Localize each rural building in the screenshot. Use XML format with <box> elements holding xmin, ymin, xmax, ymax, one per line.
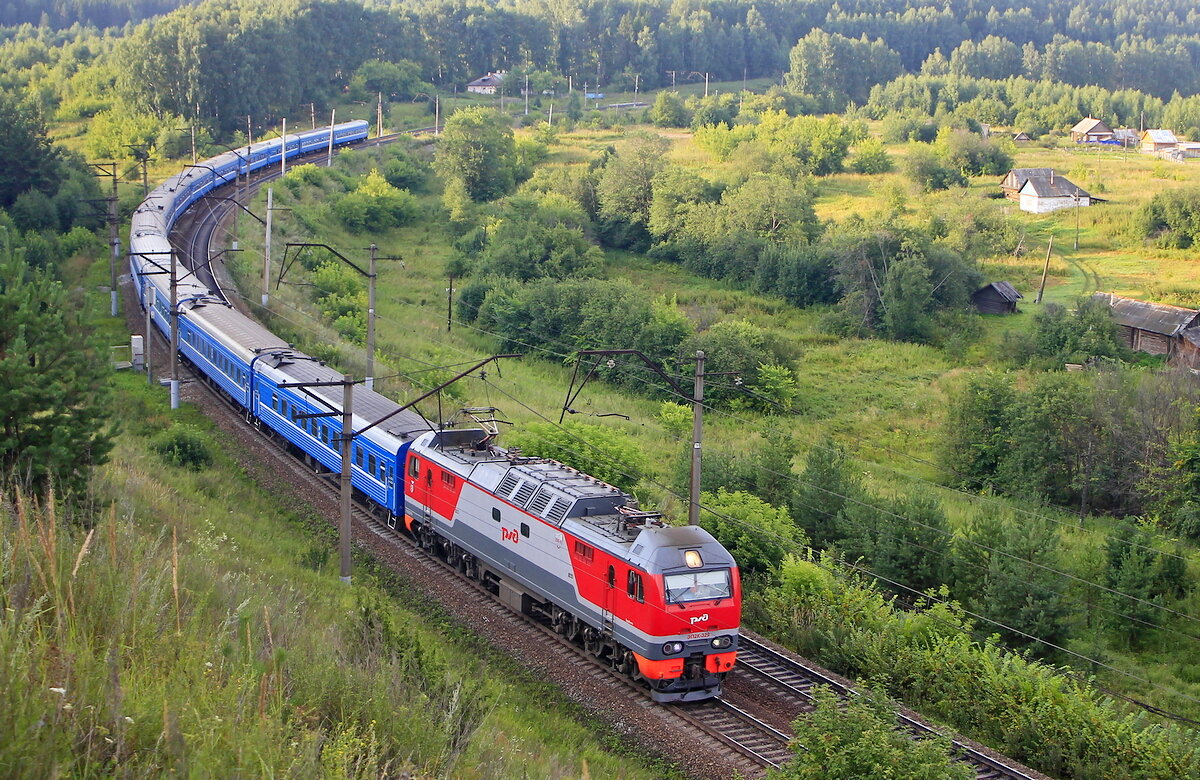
<box><xmin>971</xmin><ymin>282</ymin><xmax>1022</xmax><ymax>314</ymax></box>
<box><xmin>1012</xmin><ymin>131</ymin><xmax>1032</xmax><ymax>142</ymax></box>
<box><xmin>1071</xmin><ymin>117</ymin><xmax>1113</xmax><ymax>143</ymax></box>
<box><xmin>1000</xmin><ymin>168</ymin><xmax>1054</xmax><ymax>200</ymax></box>
<box><xmin>466</xmin><ymin>71</ymin><xmax>506</xmax><ymax>95</ymax></box>
<box><xmin>1141</xmin><ymin>129</ymin><xmax>1179</xmax><ymax>152</ymax></box>
<box><xmin>1091</xmin><ymin>292</ymin><xmax>1200</xmax><ymax>358</ymax></box>
<box><xmin>1180</xmin><ymin>328</ymin><xmax>1200</xmax><ymax>369</ymax></box>
<box><xmin>1112</xmin><ymin>128</ymin><xmax>1139</xmax><ymax>146</ymax></box>
<box><xmin>1178</xmin><ymin>142</ymin><xmax>1200</xmax><ymax>158</ymax></box>
<box><xmin>1018</xmin><ymin>172</ymin><xmax>1090</xmax><ymax>213</ymax></box>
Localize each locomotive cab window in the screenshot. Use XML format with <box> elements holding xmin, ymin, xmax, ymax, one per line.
<box><xmin>409</xmin><ymin>456</ymin><xmax>420</xmax><ymax>478</ymax></box>
<box><xmin>665</xmin><ymin>569</ymin><xmax>732</xmax><ymax>604</ymax></box>
<box><xmin>627</xmin><ymin>570</ymin><xmax>644</xmax><ymax>603</ymax></box>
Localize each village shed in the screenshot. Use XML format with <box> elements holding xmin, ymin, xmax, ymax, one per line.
<box><xmin>1018</xmin><ymin>172</ymin><xmax>1090</xmax><ymax>214</ymax></box>
<box><xmin>972</xmin><ymin>282</ymin><xmax>1022</xmax><ymax>314</ymax></box>
<box><xmin>1141</xmin><ymin>129</ymin><xmax>1178</xmax><ymax>152</ymax></box>
<box><xmin>1012</xmin><ymin>131</ymin><xmax>1032</xmax><ymax>142</ymax></box>
<box><xmin>1000</xmin><ymin>168</ymin><xmax>1053</xmax><ymax>200</ymax></box>
<box><xmin>1091</xmin><ymin>292</ymin><xmax>1200</xmax><ymax>357</ymax></box>
<box><xmin>1070</xmin><ymin>117</ymin><xmax>1113</xmax><ymax>143</ymax></box>
<box><xmin>1180</xmin><ymin>328</ymin><xmax>1200</xmax><ymax>369</ymax></box>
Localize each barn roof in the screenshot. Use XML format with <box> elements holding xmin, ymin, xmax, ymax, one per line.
<box><xmin>1092</xmin><ymin>293</ymin><xmax>1200</xmax><ymax>336</ymax></box>
<box><xmin>1020</xmin><ymin>173</ymin><xmax>1089</xmax><ymax>199</ymax></box>
<box><xmin>1141</xmin><ymin>129</ymin><xmax>1178</xmax><ymax>144</ymax></box>
<box><xmin>1001</xmin><ymin>167</ymin><xmax>1053</xmax><ymax>189</ymax></box>
<box><xmin>1184</xmin><ymin>327</ymin><xmax>1200</xmax><ymax>348</ymax></box>
<box><xmin>467</xmin><ymin>72</ymin><xmax>506</xmax><ymax>87</ymax></box>
<box><xmin>1013</xmin><ymin>132</ymin><xmax>1032</xmax><ymax>141</ymax></box>
<box><xmin>1071</xmin><ymin>117</ymin><xmax>1111</xmax><ymax>134</ymax></box>
<box><xmin>974</xmin><ymin>281</ymin><xmax>1022</xmax><ymax>302</ymax></box>
<box><xmin>1112</xmin><ymin>128</ymin><xmax>1139</xmax><ymax>143</ymax></box>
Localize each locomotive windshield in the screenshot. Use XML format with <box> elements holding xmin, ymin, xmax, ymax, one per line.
<box><xmin>664</xmin><ymin>570</ymin><xmax>731</xmax><ymax>603</ymax></box>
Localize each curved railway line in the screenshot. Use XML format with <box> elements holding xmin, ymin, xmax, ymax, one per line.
<box><xmin>134</xmin><ymin>129</ymin><xmax>1047</xmax><ymax>780</ymax></box>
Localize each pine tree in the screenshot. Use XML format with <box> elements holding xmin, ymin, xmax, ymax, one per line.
<box><xmin>0</xmin><ymin>244</ymin><xmax>114</xmax><ymax>497</ymax></box>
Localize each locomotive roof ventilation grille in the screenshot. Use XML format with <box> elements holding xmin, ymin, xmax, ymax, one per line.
<box><xmin>497</xmin><ymin>473</ymin><xmax>521</xmax><ymax>498</ymax></box>
<box><xmin>513</xmin><ymin>480</ymin><xmax>537</xmax><ymax>506</ymax></box>
<box><xmin>547</xmin><ymin>497</ymin><xmax>570</xmax><ymax>524</ymax></box>
<box><xmin>528</xmin><ymin>490</ymin><xmax>553</xmax><ymax>516</ymax></box>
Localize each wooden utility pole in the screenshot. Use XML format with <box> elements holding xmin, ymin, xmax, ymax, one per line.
<box><xmin>280</xmin><ymin>117</ymin><xmax>288</xmax><ymax>176</ymax></box>
<box><xmin>327</xmin><ymin>109</ymin><xmax>336</xmax><ymax>166</ymax></box>
<box><xmin>689</xmin><ymin>351</ymin><xmax>705</xmax><ymax>527</ymax></box>
<box><xmin>1036</xmin><ymin>235</ymin><xmax>1054</xmax><ymax>304</ymax></box>
<box><xmin>447</xmin><ymin>275</ymin><xmax>454</xmax><ymax>331</ymax></box>
<box><xmin>377</xmin><ymin>92</ymin><xmax>384</xmax><ymax>138</ymax></box>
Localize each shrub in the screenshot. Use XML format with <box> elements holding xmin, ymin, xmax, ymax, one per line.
<box><xmin>151</xmin><ymin>424</ymin><xmax>214</xmax><ymax>470</ymax></box>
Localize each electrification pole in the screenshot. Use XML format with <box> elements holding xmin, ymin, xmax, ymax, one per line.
<box><xmin>327</xmin><ymin>108</ymin><xmax>336</xmax><ymax>166</ymax></box>
<box><xmin>340</xmin><ymin>375</ymin><xmax>353</xmax><ymax>583</ymax></box>
<box><xmin>169</xmin><ymin>250</ymin><xmax>180</xmax><ymax>410</ymax></box>
<box><xmin>263</xmin><ymin>187</ymin><xmax>273</xmax><ymax>306</ymax></box>
<box><xmin>689</xmin><ymin>351</ymin><xmax>705</xmax><ymax>527</ymax></box>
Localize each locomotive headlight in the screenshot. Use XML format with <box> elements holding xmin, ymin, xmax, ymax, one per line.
<box><xmin>662</xmin><ymin>641</ymin><xmax>685</xmax><ymax>655</ymax></box>
<box><xmin>710</xmin><ymin>635</ymin><xmax>733</xmax><ymax>650</ymax></box>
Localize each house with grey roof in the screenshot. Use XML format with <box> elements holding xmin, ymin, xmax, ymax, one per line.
<box><xmin>1018</xmin><ymin>171</ymin><xmax>1090</xmax><ymax>213</ymax></box>
<box><xmin>1000</xmin><ymin>168</ymin><xmax>1053</xmax><ymax>201</ymax></box>
<box><xmin>971</xmin><ymin>282</ymin><xmax>1022</xmax><ymax>315</ymax></box>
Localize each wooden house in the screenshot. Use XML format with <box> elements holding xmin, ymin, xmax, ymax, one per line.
<box><xmin>1178</xmin><ymin>142</ymin><xmax>1200</xmax><ymax>158</ymax></box>
<box><xmin>1112</xmin><ymin>128</ymin><xmax>1139</xmax><ymax>146</ymax></box>
<box><xmin>1000</xmin><ymin>168</ymin><xmax>1053</xmax><ymax>200</ymax></box>
<box><xmin>1018</xmin><ymin>172</ymin><xmax>1090</xmax><ymax>214</ymax></box>
<box><xmin>466</xmin><ymin>71</ymin><xmax>506</xmax><ymax>95</ymax></box>
<box><xmin>1070</xmin><ymin>117</ymin><xmax>1113</xmax><ymax>143</ymax></box>
<box><xmin>1141</xmin><ymin>129</ymin><xmax>1179</xmax><ymax>152</ymax></box>
<box><xmin>971</xmin><ymin>282</ymin><xmax>1022</xmax><ymax>314</ymax></box>
<box><xmin>1091</xmin><ymin>292</ymin><xmax>1200</xmax><ymax>358</ymax></box>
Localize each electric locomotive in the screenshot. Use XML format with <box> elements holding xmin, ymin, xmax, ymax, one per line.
<box><xmin>404</xmin><ymin>427</ymin><xmax>741</xmax><ymax>702</ymax></box>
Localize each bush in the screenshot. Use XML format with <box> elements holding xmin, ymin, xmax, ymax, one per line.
<box><xmin>151</xmin><ymin>424</ymin><xmax>214</xmax><ymax>470</ymax></box>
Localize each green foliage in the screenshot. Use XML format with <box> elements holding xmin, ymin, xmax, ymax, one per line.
<box><xmin>773</xmin><ymin>686</ymin><xmax>972</xmax><ymax>780</ymax></box>
<box><xmin>0</xmin><ymin>90</ymin><xmax>63</xmax><ymax>210</ymax></box>
<box><xmin>683</xmin><ymin>320</ymin><xmax>792</xmax><ymax>406</ymax></box>
<box><xmin>0</xmin><ymin>247</ymin><xmax>112</xmax><ymax>496</ymax></box>
<box><xmin>649</xmin><ymin>91</ymin><xmax>689</xmax><ymax>128</ymax></box>
<box><xmin>333</xmin><ymin>169</ymin><xmax>418</xmax><ymax>233</ymax></box>
<box><xmin>151</xmin><ymin>424</ymin><xmax>214</xmax><ymax>471</ymax></box>
<box><xmin>904</xmin><ymin>145</ymin><xmax>967</xmax><ymax>192</ymax></box>
<box><xmin>1136</xmin><ymin>187</ymin><xmax>1200</xmax><ymax>249</ymax></box>
<box><xmin>751</xmin><ymin>556</ymin><xmax>1200</xmax><ymax>780</ymax></box>
<box><xmin>504</xmin><ymin>420</ymin><xmax>647</xmax><ymax>493</ymax></box>
<box><xmin>700</xmin><ymin>488</ymin><xmax>806</xmax><ymax>576</ymax></box>
<box><xmin>349</xmin><ymin>58</ymin><xmax>428</xmax><ymax>101</ymax></box>
<box><xmin>786</xmin><ymin>30</ymin><xmax>902</xmax><ymax>111</ymax></box>
<box><xmin>935</xmin><ymin>127</ymin><xmax>1014</xmax><ymax>177</ymax></box>
<box><xmin>597</xmin><ymin>132</ymin><xmax>670</xmax><ymax>231</ymax></box>
<box><xmin>1017</xmin><ymin>299</ymin><xmax>1130</xmax><ymax>366</ymax></box>
<box><xmin>435</xmin><ymin>107</ymin><xmax>519</xmax><ymax>202</ymax></box>
<box><xmin>848</xmin><ymin>137</ymin><xmax>894</xmax><ymax>174</ymax></box>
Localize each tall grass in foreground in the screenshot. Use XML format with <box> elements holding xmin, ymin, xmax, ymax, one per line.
<box><xmin>0</xmin><ymin>489</ymin><xmax>482</xmax><ymax>777</ymax></box>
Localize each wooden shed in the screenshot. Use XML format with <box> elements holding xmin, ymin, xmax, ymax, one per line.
<box><xmin>1180</xmin><ymin>327</ymin><xmax>1200</xmax><ymax>369</ymax></box>
<box><xmin>1091</xmin><ymin>292</ymin><xmax>1200</xmax><ymax>357</ymax></box>
<box><xmin>1012</xmin><ymin>131</ymin><xmax>1032</xmax><ymax>142</ymax></box>
<box><xmin>1071</xmin><ymin>117</ymin><xmax>1113</xmax><ymax>143</ymax></box>
<box><xmin>1000</xmin><ymin>168</ymin><xmax>1054</xmax><ymax>200</ymax></box>
<box><xmin>972</xmin><ymin>282</ymin><xmax>1022</xmax><ymax>314</ymax></box>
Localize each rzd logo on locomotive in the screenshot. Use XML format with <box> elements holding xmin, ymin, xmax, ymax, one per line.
<box><xmin>501</xmin><ymin>527</ymin><xmax>519</xmax><ymax>544</ymax></box>
<box><xmin>689</xmin><ymin>613</ymin><xmax>710</xmax><ymax>624</ymax></box>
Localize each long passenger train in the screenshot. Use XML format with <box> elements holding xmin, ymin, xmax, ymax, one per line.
<box><xmin>127</xmin><ymin>121</ymin><xmax>741</xmax><ymax>702</ymax></box>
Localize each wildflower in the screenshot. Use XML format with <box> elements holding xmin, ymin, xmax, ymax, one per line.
<box><xmin>48</xmin><ymin>687</ymin><xmax>66</xmax><ymax>696</ymax></box>
<box><xmin>205</xmin><ymin>661</ymin><xmax>213</xmax><ymax>669</ymax></box>
<box><xmin>123</xmin><ymin>716</ymin><xmax>134</xmax><ymax>725</ymax></box>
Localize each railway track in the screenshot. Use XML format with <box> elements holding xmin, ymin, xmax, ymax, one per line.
<box><xmin>149</xmin><ymin>128</ymin><xmax>1047</xmax><ymax>780</ymax></box>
